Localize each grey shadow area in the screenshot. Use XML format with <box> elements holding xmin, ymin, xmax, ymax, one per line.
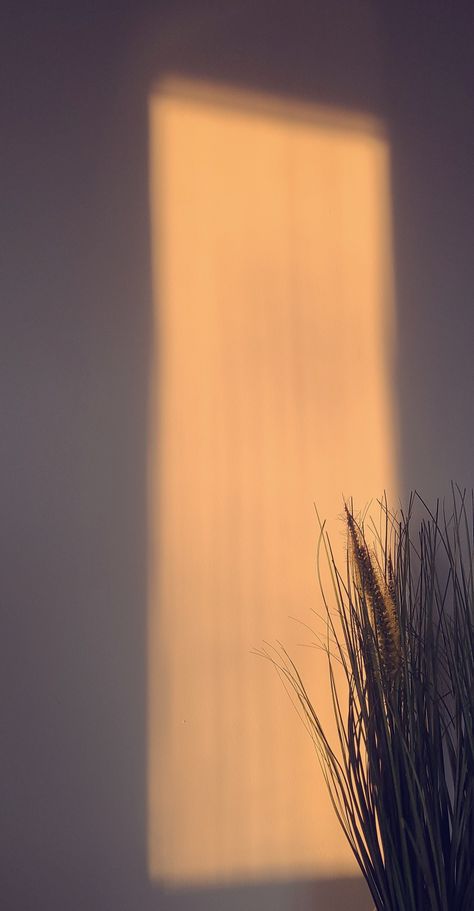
<box><xmin>1</xmin><ymin>4</ymin><xmax>153</xmax><ymax>909</ymax></box>
<box><xmin>148</xmin><ymin>875</ymin><xmax>372</xmax><ymax>911</ymax></box>
<box><xmin>383</xmin><ymin>4</ymin><xmax>474</xmax><ymax>500</ymax></box>
<box><xmin>140</xmin><ymin>0</ymin><xmax>387</xmax><ymax>119</ymax></box>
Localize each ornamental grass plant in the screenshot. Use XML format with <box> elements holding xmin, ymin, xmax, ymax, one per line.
<box><xmin>257</xmin><ymin>487</ymin><xmax>474</xmax><ymax>911</ymax></box>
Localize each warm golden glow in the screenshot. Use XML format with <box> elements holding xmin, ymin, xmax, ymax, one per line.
<box><xmin>148</xmin><ymin>78</ymin><xmax>398</xmax><ymax>886</ymax></box>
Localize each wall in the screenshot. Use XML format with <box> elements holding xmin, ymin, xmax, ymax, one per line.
<box><xmin>1</xmin><ymin>2</ymin><xmax>472</xmax><ymax>909</ymax></box>
<box><xmin>385</xmin><ymin>4</ymin><xmax>474</xmax><ymax>495</ymax></box>
<box><xmin>2</xmin><ymin>4</ymin><xmax>151</xmax><ymax>909</ymax></box>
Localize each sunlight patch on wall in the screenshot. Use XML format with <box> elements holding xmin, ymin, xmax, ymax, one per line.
<box><xmin>148</xmin><ymin>78</ymin><xmax>398</xmax><ymax>887</ymax></box>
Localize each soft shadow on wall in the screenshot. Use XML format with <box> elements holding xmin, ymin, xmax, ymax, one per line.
<box><xmin>383</xmin><ymin>5</ymin><xmax>474</xmax><ymax>499</ymax></box>
<box><xmin>153</xmin><ymin>875</ymin><xmax>371</xmax><ymax>911</ymax></box>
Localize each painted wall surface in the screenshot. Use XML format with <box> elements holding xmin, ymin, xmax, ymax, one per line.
<box><xmin>148</xmin><ymin>79</ymin><xmax>397</xmax><ymax>888</ymax></box>
<box><xmin>2</xmin><ymin>2</ymin><xmax>473</xmax><ymax>910</ymax></box>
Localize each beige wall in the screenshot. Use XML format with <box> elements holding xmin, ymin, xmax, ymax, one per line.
<box><xmin>2</xmin><ymin>3</ymin><xmax>473</xmax><ymax>910</ymax></box>
<box><xmin>148</xmin><ymin>79</ymin><xmax>397</xmax><ymax>888</ymax></box>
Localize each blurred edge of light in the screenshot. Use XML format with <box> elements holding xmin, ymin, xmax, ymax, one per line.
<box><xmin>147</xmin><ymin>76</ymin><xmax>398</xmax><ymax>888</ymax></box>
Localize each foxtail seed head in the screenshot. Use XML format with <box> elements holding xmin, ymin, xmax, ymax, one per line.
<box><xmin>345</xmin><ymin>506</ymin><xmax>401</xmax><ymax>682</ymax></box>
